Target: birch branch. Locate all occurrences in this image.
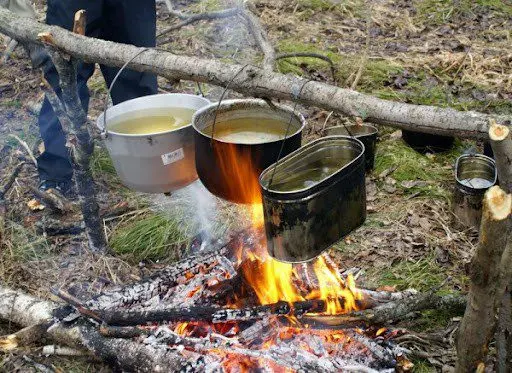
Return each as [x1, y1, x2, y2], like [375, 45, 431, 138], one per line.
[0, 7, 506, 138]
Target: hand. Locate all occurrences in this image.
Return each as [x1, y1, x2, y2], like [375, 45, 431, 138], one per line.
[2, 0, 36, 18]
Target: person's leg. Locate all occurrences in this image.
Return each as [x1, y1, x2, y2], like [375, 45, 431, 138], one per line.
[99, 0, 157, 104]
[37, 0, 103, 187]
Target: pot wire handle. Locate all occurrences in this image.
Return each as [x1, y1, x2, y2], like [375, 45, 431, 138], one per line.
[210, 64, 252, 146]
[267, 78, 313, 188]
[102, 48, 151, 138]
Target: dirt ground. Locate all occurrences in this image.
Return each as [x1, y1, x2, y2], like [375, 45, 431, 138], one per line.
[0, 0, 511, 371]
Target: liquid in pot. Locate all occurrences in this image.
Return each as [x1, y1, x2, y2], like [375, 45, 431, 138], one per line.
[204, 117, 288, 144]
[269, 159, 349, 192]
[108, 108, 196, 135]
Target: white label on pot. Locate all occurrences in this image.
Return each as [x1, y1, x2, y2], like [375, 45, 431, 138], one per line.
[161, 148, 184, 165]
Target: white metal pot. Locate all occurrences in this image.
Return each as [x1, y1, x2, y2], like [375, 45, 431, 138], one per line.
[96, 94, 210, 194]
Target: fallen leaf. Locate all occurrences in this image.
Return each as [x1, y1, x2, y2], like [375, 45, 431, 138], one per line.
[27, 199, 45, 211]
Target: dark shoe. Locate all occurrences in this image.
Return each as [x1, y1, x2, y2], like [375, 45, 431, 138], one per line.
[39, 180, 75, 198]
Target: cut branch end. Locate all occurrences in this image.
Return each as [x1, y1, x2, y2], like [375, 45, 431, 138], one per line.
[485, 186, 512, 221]
[37, 32, 54, 45]
[489, 119, 510, 142]
[73, 10, 86, 36]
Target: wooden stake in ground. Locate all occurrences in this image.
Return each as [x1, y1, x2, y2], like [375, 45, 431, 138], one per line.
[489, 119, 512, 373]
[456, 186, 512, 373]
[37, 10, 107, 252]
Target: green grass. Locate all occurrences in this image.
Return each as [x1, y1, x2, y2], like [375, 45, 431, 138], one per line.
[375, 72, 512, 115]
[412, 359, 436, 373]
[415, 0, 512, 26]
[294, 0, 365, 17]
[416, 308, 457, 331]
[277, 39, 402, 92]
[90, 145, 117, 179]
[109, 212, 191, 263]
[0, 100, 22, 109]
[2, 221, 52, 262]
[370, 256, 445, 291]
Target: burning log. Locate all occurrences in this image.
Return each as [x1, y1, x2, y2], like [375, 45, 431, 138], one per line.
[456, 186, 512, 373]
[82, 240, 233, 311]
[88, 299, 326, 326]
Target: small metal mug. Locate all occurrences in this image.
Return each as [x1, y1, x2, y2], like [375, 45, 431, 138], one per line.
[453, 154, 497, 229]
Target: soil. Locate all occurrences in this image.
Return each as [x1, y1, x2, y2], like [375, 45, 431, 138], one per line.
[0, 0, 510, 371]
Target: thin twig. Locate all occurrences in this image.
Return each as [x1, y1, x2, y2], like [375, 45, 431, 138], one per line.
[7, 135, 37, 166]
[0, 161, 25, 199]
[157, 7, 240, 39]
[242, 7, 275, 71]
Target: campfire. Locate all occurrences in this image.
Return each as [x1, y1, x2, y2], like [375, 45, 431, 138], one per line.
[53, 146, 416, 372]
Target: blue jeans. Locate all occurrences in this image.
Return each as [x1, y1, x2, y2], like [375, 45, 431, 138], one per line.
[38, 0, 158, 182]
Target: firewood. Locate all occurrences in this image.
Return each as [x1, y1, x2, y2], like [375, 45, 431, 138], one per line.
[0, 7, 505, 139]
[83, 242, 231, 311]
[28, 186, 73, 214]
[456, 186, 512, 373]
[0, 285, 195, 372]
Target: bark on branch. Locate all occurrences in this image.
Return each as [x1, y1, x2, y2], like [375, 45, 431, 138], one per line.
[37, 11, 107, 252]
[0, 7, 505, 138]
[489, 119, 512, 373]
[0, 285, 192, 372]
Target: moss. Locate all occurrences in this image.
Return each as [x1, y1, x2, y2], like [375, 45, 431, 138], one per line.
[372, 137, 462, 199]
[277, 39, 401, 91]
[109, 212, 190, 263]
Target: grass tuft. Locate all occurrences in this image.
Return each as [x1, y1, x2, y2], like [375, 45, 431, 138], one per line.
[371, 256, 445, 291]
[90, 145, 117, 179]
[109, 212, 190, 263]
[414, 0, 512, 26]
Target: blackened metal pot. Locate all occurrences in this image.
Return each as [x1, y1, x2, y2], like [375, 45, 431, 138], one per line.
[325, 124, 378, 171]
[453, 154, 496, 228]
[259, 136, 366, 263]
[192, 99, 305, 204]
[402, 130, 454, 154]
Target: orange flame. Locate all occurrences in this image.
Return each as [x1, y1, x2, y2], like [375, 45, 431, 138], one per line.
[216, 142, 360, 315]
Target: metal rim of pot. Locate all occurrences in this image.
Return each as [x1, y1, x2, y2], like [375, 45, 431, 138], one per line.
[191, 99, 306, 144]
[454, 153, 497, 194]
[97, 93, 210, 138]
[259, 135, 365, 199]
[325, 124, 378, 137]
[191, 98, 307, 203]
